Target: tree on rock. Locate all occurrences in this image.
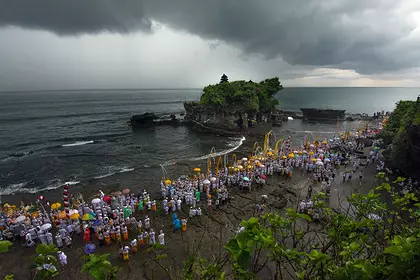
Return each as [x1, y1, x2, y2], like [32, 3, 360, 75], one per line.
[220, 74, 229, 84]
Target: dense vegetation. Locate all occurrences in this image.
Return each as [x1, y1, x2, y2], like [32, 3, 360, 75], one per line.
[200, 75, 283, 113]
[379, 100, 420, 173]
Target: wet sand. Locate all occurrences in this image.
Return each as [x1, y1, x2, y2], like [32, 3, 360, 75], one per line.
[0, 142, 379, 280]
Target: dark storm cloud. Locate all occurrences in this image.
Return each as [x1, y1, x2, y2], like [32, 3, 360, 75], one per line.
[0, 0, 152, 34]
[0, 0, 418, 74]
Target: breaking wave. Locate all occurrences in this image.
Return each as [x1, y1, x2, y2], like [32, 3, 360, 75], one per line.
[62, 140, 94, 147]
[93, 166, 135, 179]
[0, 180, 80, 196]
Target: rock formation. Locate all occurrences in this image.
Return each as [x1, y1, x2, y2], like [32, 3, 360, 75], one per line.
[300, 108, 346, 120]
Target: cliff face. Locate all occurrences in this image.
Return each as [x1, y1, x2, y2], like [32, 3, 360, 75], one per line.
[184, 101, 282, 136]
[184, 101, 248, 135]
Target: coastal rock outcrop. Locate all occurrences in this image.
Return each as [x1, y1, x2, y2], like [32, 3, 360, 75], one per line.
[130, 112, 184, 127]
[183, 75, 284, 136]
[184, 101, 245, 135]
[130, 112, 158, 125]
[300, 108, 346, 120]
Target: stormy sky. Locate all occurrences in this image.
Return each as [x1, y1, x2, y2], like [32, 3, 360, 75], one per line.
[1, 0, 420, 90]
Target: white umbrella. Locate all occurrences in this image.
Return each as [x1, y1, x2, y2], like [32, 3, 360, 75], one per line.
[69, 209, 78, 216]
[203, 179, 210, 185]
[260, 165, 265, 168]
[40, 223, 52, 232]
[92, 198, 101, 204]
[242, 157, 248, 161]
[210, 177, 217, 182]
[316, 161, 324, 166]
[14, 215, 26, 224]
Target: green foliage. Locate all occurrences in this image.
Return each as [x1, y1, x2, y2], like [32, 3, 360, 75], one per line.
[380, 100, 420, 174]
[3, 275, 14, 280]
[200, 77, 282, 113]
[32, 244, 59, 279]
[0, 240, 12, 253]
[82, 254, 118, 280]
[188, 175, 420, 279]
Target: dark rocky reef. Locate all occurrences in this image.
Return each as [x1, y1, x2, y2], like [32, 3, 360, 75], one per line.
[300, 108, 346, 120]
[129, 112, 184, 127]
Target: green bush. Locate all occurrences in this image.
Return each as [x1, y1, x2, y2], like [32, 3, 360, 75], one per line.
[200, 76, 283, 113]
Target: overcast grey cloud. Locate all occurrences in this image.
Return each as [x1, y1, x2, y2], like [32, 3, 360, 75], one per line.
[1, 0, 419, 76]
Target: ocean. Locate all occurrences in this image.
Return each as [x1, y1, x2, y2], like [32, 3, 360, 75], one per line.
[0, 87, 418, 196]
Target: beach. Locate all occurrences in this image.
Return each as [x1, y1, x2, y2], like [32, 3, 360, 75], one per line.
[0, 88, 396, 279]
[0, 142, 381, 280]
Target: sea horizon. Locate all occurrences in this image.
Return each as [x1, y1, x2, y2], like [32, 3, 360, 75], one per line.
[1, 85, 420, 94]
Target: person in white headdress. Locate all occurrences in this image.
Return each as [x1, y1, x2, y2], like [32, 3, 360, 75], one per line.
[58, 251, 67, 266]
[56, 233, 63, 248]
[26, 231, 35, 247]
[144, 216, 150, 230]
[158, 230, 165, 245]
[149, 229, 156, 244]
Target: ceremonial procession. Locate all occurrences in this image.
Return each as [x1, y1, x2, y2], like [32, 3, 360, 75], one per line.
[0, 114, 391, 277]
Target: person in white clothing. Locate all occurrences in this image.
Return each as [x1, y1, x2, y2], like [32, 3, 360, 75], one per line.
[158, 230, 165, 245]
[58, 251, 67, 266]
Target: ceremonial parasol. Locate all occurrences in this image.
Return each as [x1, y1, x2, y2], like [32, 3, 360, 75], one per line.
[51, 203, 61, 210]
[103, 196, 111, 205]
[14, 215, 26, 224]
[266, 151, 273, 156]
[242, 157, 248, 161]
[122, 189, 130, 195]
[165, 179, 172, 185]
[243, 177, 250, 181]
[70, 213, 80, 220]
[193, 168, 201, 172]
[309, 151, 314, 155]
[58, 211, 67, 219]
[203, 179, 210, 185]
[288, 153, 295, 158]
[82, 213, 95, 221]
[210, 177, 217, 182]
[40, 223, 52, 232]
[238, 165, 243, 170]
[91, 198, 101, 204]
[281, 155, 287, 159]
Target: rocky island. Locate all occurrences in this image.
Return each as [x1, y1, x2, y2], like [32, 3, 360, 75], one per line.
[183, 74, 283, 136]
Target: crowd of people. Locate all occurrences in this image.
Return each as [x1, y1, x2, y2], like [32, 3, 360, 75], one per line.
[0, 118, 389, 269]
